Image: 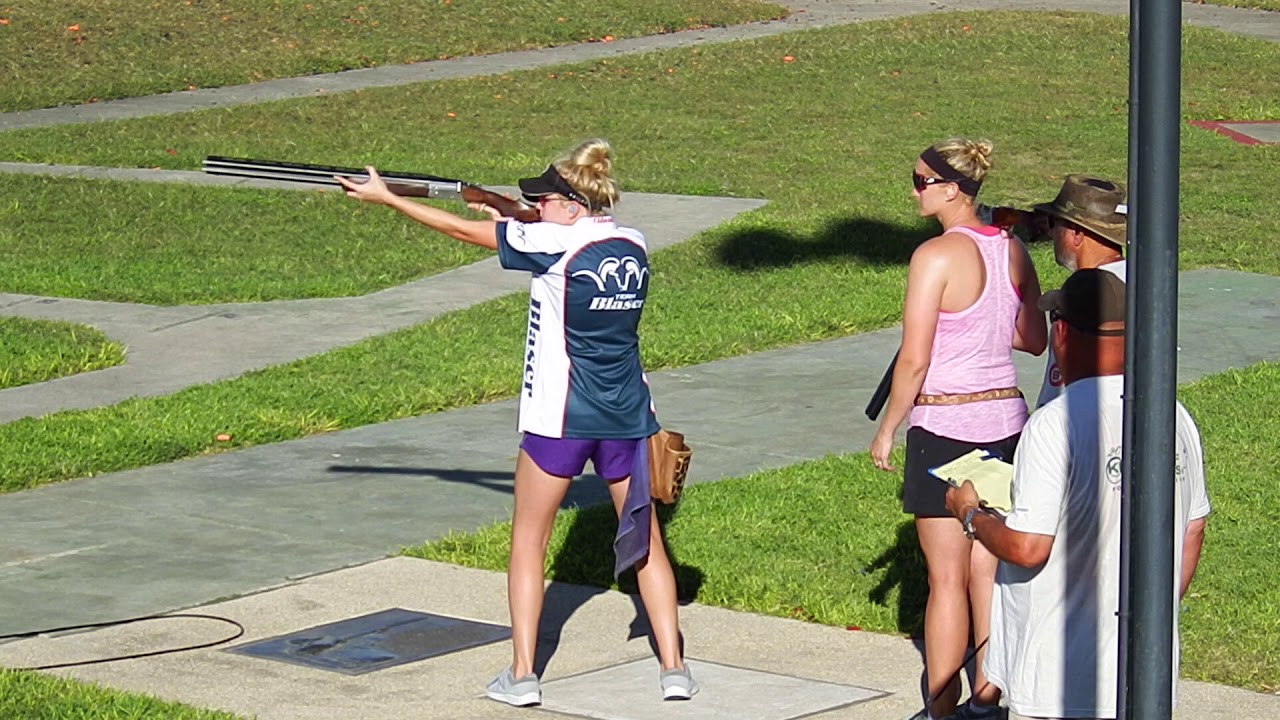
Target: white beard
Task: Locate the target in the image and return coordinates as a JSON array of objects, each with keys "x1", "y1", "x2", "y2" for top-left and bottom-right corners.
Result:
[{"x1": 1055, "y1": 242, "x2": 1078, "y2": 272}]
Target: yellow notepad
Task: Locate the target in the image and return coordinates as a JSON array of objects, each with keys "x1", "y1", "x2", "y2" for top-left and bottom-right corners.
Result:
[{"x1": 928, "y1": 449, "x2": 1014, "y2": 514}]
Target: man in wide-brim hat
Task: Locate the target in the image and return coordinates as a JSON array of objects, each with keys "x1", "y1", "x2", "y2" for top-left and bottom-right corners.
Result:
[
  {"x1": 1033, "y1": 174, "x2": 1128, "y2": 408},
  {"x1": 1034, "y1": 174, "x2": 1127, "y2": 269}
]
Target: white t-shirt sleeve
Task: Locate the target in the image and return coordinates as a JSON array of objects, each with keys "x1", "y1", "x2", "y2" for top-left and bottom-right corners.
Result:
[
  {"x1": 1006, "y1": 409, "x2": 1069, "y2": 536},
  {"x1": 496, "y1": 220, "x2": 571, "y2": 274},
  {"x1": 1178, "y1": 405, "x2": 1212, "y2": 520}
]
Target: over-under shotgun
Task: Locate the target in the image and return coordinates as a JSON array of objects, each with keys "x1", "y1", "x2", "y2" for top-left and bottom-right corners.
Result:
[
  {"x1": 865, "y1": 350, "x2": 898, "y2": 421},
  {"x1": 202, "y1": 156, "x2": 541, "y2": 222}
]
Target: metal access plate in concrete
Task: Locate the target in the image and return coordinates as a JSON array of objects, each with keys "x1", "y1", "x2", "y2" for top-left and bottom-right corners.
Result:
[
  {"x1": 228, "y1": 608, "x2": 509, "y2": 675},
  {"x1": 539, "y1": 658, "x2": 885, "y2": 720}
]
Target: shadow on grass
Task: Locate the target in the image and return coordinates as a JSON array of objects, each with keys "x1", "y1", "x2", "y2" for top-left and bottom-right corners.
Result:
[
  {"x1": 868, "y1": 519, "x2": 930, "y2": 708},
  {"x1": 714, "y1": 215, "x2": 932, "y2": 271},
  {"x1": 535, "y1": 501, "x2": 704, "y2": 676},
  {"x1": 867, "y1": 519, "x2": 928, "y2": 639}
]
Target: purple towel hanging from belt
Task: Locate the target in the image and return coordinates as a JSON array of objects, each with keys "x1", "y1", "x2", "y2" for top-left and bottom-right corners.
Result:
[{"x1": 613, "y1": 437, "x2": 652, "y2": 578}]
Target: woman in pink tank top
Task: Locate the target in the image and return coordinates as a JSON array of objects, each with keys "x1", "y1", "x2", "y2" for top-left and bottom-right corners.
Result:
[{"x1": 869, "y1": 139, "x2": 1046, "y2": 720}]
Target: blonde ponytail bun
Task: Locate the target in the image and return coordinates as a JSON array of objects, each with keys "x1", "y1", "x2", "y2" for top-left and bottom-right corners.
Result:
[
  {"x1": 933, "y1": 137, "x2": 994, "y2": 183},
  {"x1": 554, "y1": 138, "x2": 620, "y2": 212}
]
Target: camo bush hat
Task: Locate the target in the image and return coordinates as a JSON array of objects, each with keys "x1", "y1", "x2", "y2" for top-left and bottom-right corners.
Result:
[{"x1": 1033, "y1": 174, "x2": 1128, "y2": 246}]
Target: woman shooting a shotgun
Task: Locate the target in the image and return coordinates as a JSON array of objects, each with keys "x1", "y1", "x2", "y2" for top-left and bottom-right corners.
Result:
[
  {"x1": 336, "y1": 139, "x2": 696, "y2": 706},
  {"x1": 870, "y1": 138, "x2": 1046, "y2": 720}
]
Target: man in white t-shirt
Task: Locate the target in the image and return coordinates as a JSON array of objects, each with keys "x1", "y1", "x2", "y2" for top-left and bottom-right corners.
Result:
[
  {"x1": 945, "y1": 269, "x2": 1210, "y2": 720},
  {"x1": 1032, "y1": 175, "x2": 1129, "y2": 408}
]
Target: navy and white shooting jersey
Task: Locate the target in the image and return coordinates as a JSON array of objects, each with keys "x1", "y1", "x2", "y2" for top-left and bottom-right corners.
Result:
[{"x1": 496, "y1": 215, "x2": 661, "y2": 440}]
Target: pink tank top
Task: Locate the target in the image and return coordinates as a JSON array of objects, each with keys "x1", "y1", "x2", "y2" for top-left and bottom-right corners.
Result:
[{"x1": 908, "y1": 226, "x2": 1028, "y2": 443}]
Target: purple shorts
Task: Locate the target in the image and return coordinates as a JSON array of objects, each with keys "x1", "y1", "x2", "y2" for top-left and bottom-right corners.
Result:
[{"x1": 520, "y1": 433, "x2": 640, "y2": 481}]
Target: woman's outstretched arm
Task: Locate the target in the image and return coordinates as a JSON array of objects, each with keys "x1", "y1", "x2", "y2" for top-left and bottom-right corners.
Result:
[{"x1": 337, "y1": 166, "x2": 500, "y2": 250}]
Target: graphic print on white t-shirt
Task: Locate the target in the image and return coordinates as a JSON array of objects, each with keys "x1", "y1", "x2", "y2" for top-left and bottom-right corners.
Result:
[{"x1": 985, "y1": 374, "x2": 1211, "y2": 718}]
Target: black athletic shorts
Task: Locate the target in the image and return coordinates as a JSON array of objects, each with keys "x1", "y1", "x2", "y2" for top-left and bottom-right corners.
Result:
[{"x1": 901, "y1": 426, "x2": 1021, "y2": 518}]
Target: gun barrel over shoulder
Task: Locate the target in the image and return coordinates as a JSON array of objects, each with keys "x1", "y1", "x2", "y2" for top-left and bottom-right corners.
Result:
[
  {"x1": 865, "y1": 350, "x2": 898, "y2": 421},
  {"x1": 983, "y1": 204, "x2": 1049, "y2": 242},
  {"x1": 201, "y1": 156, "x2": 540, "y2": 222}
]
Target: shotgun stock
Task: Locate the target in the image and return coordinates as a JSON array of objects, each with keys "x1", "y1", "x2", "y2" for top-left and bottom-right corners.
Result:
[
  {"x1": 864, "y1": 350, "x2": 898, "y2": 421},
  {"x1": 982, "y1": 204, "x2": 1048, "y2": 242},
  {"x1": 201, "y1": 156, "x2": 541, "y2": 222}
]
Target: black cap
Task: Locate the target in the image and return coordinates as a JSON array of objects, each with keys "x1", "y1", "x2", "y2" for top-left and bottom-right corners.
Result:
[
  {"x1": 1039, "y1": 268, "x2": 1126, "y2": 336},
  {"x1": 517, "y1": 165, "x2": 591, "y2": 209}
]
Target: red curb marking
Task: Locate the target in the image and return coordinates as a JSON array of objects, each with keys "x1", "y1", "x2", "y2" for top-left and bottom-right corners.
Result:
[{"x1": 1188, "y1": 119, "x2": 1279, "y2": 146}]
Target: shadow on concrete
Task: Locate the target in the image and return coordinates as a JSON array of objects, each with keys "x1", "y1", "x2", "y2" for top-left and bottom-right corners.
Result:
[
  {"x1": 713, "y1": 215, "x2": 931, "y2": 271},
  {"x1": 325, "y1": 464, "x2": 609, "y2": 508},
  {"x1": 327, "y1": 463, "x2": 703, "y2": 674},
  {"x1": 535, "y1": 501, "x2": 704, "y2": 677}
]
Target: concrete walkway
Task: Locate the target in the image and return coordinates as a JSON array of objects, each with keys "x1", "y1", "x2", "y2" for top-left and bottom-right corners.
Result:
[{"x1": 2, "y1": 1, "x2": 1280, "y2": 718}]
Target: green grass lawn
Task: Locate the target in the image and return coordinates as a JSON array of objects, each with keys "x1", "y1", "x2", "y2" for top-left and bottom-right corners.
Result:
[
  {"x1": 0, "y1": 12, "x2": 1276, "y2": 491},
  {"x1": 0, "y1": 176, "x2": 490, "y2": 303},
  {"x1": 0, "y1": 317, "x2": 124, "y2": 389},
  {"x1": 0, "y1": 12, "x2": 1277, "y2": 304},
  {"x1": 1200, "y1": 0, "x2": 1280, "y2": 11},
  {"x1": 0, "y1": 670, "x2": 244, "y2": 720},
  {"x1": 0, "y1": 0, "x2": 786, "y2": 113},
  {"x1": 407, "y1": 362, "x2": 1280, "y2": 693}
]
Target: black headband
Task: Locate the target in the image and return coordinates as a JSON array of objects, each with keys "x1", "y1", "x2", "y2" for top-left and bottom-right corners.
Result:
[{"x1": 920, "y1": 146, "x2": 983, "y2": 197}]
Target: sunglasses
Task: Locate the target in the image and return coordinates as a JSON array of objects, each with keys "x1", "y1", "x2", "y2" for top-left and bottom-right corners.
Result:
[
  {"x1": 912, "y1": 172, "x2": 949, "y2": 192},
  {"x1": 1049, "y1": 310, "x2": 1126, "y2": 336}
]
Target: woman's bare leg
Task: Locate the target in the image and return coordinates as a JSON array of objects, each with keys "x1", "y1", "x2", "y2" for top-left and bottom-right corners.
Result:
[
  {"x1": 608, "y1": 476, "x2": 683, "y2": 670},
  {"x1": 967, "y1": 536, "x2": 1001, "y2": 707},
  {"x1": 916, "y1": 516, "x2": 972, "y2": 718},
  {"x1": 508, "y1": 449, "x2": 572, "y2": 677}
]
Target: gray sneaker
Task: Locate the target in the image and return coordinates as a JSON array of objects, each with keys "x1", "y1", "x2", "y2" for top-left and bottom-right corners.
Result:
[
  {"x1": 660, "y1": 665, "x2": 699, "y2": 700},
  {"x1": 485, "y1": 667, "x2": 541, "y2": 707}
]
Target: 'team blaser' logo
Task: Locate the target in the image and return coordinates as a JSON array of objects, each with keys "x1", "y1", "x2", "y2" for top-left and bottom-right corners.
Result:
[{"x1": 572, "y1": 256, "x2": 649, "y2": 311}]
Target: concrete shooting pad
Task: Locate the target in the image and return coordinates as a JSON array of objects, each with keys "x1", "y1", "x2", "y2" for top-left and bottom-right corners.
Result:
[
  {"x1": 539, "y1": 658, "x2": 884, "y2": 720},
  {"x1": 0, "y1": 558, "x2": 907, "y2": 720},
  {"x1": 228, "y1": 607, "x2": 510, "y2": 675},
  {"x1": 1189, "y1": 119, "x2": 1280, "y2": 145},
  {"x1": 2, "y1": 557, "x2": 1273, "y2": 720}
]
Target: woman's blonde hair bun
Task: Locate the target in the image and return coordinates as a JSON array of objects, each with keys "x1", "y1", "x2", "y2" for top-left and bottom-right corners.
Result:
[
  {"x1": 554, "y1": 138, "x2": 620, "y2": 211},
  {"x1": 934, "y1": 137, "x2": 994, "y2": 182}
]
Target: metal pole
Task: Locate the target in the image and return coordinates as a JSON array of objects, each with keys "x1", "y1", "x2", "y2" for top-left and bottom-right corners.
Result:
[
  {"x1": 1117, "y1": 0, "x2": 1140, "y2": 714},
  {"x1": 1127, "y1": 0, "x2": 1182, "y2": 717}
]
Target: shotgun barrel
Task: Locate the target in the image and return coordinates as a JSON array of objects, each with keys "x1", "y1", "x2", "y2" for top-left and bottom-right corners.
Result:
[
  {"x1": 864, "y1": 350, "x2": 898, "y2": 421},
  {"x1": 201, "y1": 156, "x2": 541, "y2": 222}
]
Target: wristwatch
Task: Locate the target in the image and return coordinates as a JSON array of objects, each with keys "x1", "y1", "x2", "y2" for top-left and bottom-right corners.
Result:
[{"x1": 961, "y1": 506, "x2": 981, "y2": 540}]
